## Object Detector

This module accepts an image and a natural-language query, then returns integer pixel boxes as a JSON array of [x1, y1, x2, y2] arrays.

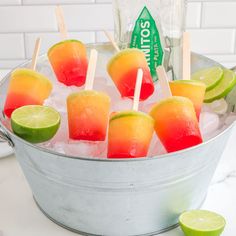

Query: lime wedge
[[11, 105, 60, 143], [204, 69, 236, 103], [179, 210, 226, 236], [192, 67, 223, 91]]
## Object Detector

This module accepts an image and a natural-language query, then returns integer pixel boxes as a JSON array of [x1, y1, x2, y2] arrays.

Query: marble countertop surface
[[0, 127, 235, 236]]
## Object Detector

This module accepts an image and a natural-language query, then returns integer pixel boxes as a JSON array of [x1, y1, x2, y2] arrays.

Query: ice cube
[[224, 114, 236, 126], [93, 76, 112, 91], [53, 142, 66, 155], [105, 86, 121, 104], [36, 59, 57, 82], [148, 135, 167, 157], [112, 98, 133, 112], [208, 99, 228, 115], [148, 82, 163, 102], [44, 83, 79, 113], [49, 140, 107, 158], [200, 112, 220, 140], [201, 104, 213, 113], [140, 82, 163, 113], [49, 113, 69, 144]]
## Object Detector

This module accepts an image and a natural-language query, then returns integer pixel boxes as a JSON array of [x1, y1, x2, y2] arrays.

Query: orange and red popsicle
[[108, 111, 154, 158], [107, 48, 154, 100], [4, 69, 52, 118], [67, 90, 110, 141], [150, 96, 203, 153], [169, 80, 206, 120], [48, 40, 88, 87]]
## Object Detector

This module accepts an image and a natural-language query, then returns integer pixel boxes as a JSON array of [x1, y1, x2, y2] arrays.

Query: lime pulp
[[204, 69, 236, 103], [179, 210, 226, 236], [192, 67, 223, 91], [11, 105, 60, 143]]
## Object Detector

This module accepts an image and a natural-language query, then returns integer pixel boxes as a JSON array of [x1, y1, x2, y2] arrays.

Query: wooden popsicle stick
[[85, 49, 98, 91], [132, 68, 143, 111], [55, 5, 68, 40], [156, 66, 172, 99], [182, 31, 191, 80], [103, 30, 120, 52], [31, 37, 41, 71]]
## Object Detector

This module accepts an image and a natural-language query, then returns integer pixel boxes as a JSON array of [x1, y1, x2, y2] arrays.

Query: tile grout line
[[1, 28, 236, 35], [1, 1, 236, 66]]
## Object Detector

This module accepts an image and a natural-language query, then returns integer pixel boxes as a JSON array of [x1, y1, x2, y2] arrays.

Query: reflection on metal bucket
[[0, 44, 235, 236]]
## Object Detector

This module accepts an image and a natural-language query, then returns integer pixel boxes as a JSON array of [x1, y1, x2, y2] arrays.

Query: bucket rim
[[1, 116, 235, 162]]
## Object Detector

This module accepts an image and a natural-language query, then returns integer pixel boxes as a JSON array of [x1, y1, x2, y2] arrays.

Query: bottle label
[[130, 6, 164, 82]]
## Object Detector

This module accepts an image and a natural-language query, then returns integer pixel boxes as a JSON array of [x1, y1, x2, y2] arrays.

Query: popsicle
[[169, 80, 206, 120], [150, 66, 202, 153], [105, 32, 154, 100], [108, 69, 154, 158], [169, 32, 206, 121], [4, 38, 52, 118], [67, 49, 111, 141], [48, 6, 88, 87]]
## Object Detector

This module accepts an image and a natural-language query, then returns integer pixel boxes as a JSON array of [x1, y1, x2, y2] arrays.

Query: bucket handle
[[0, 126, 14, 147]]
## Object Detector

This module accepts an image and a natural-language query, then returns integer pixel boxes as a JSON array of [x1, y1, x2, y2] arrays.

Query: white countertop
[[0, 127, 236, 236]]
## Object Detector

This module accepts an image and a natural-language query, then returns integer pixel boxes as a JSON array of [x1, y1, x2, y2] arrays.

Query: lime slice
[[204, 69, 236, 103], [179, 210, 226, 236], [11, 105, 60, 143], [192, 67, 223, 91]]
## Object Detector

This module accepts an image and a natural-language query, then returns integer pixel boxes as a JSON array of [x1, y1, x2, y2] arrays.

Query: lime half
[[192, 67, 223, 91], [11, 105, 60, 143], [179, 210, 226, 236], [204, 69, 236, 103]]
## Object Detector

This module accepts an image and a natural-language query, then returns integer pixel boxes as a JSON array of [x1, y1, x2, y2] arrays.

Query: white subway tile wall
[[0, 0, 236, 74]]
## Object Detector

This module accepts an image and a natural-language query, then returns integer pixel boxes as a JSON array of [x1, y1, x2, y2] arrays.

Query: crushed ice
[[38, 75, 236, 158], [22, 61, 236, 159]]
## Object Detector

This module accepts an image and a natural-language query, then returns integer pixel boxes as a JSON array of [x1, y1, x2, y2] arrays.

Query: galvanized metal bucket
[[0, 44, 235, 236]]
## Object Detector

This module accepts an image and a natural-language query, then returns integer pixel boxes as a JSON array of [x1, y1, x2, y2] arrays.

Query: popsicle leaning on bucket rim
[[169, 32, 206, 121], [4, 38, 52, 118], [108, 68, 154, 158], [67, 49, 111, 141], [48, 6, 88, 87], [104, 31, 154, 101], [169, 80, 206, 121], [150, 66, 203, 153]]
